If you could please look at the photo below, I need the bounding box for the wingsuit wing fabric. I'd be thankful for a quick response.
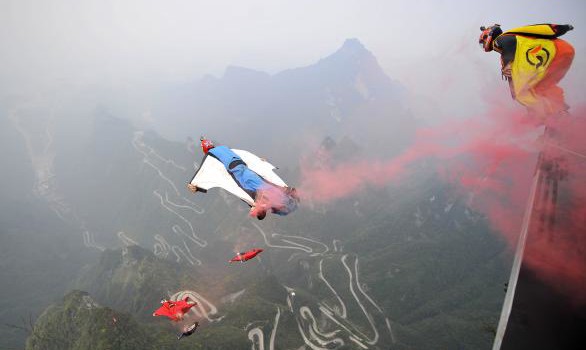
[153,299,195,321]
[229,249,263,262]
[506,24,557,37]
[510,36,557,108]
[233,149,287,188]
[507,36,573,115]
[190,153,255,205]
[497,24,575,116]
[190,149,289,206]
[153,305,175,319]
[504,24,572,38]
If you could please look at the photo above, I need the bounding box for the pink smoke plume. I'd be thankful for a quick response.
[299,104,539,204]
[520,109,586,306]
[298,104,586,305]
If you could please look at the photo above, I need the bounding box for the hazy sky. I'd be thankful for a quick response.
[2,0,585,116]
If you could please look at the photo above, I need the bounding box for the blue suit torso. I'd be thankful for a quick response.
[208,146,269,196]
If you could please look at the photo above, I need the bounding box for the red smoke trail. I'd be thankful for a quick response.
[452,111,586,307]
[521,109,586,306]
[299,105,586,305]
[299,142,440,201]
[299,105,539,205]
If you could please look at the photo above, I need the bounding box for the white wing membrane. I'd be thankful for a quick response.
[190,155,255,205]
[234,149,288,187]
[190,149,289,206]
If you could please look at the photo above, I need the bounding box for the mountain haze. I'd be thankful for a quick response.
[1,39,508,349]
[151,38,414,163]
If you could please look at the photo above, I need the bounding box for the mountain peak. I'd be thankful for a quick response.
[315,38,375,68]
[334,38,372,58]
[342,38,367,52]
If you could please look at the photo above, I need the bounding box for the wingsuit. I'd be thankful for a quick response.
[153,297,196,322]
[229,248,263,263]
[190,137,299,220]
[479,24,575,118]
[177,322,199,340]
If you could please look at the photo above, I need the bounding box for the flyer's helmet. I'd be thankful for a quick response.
[200,136,215,154]
[479,24,503,52]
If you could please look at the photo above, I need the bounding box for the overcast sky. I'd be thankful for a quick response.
[1,0,584,117]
